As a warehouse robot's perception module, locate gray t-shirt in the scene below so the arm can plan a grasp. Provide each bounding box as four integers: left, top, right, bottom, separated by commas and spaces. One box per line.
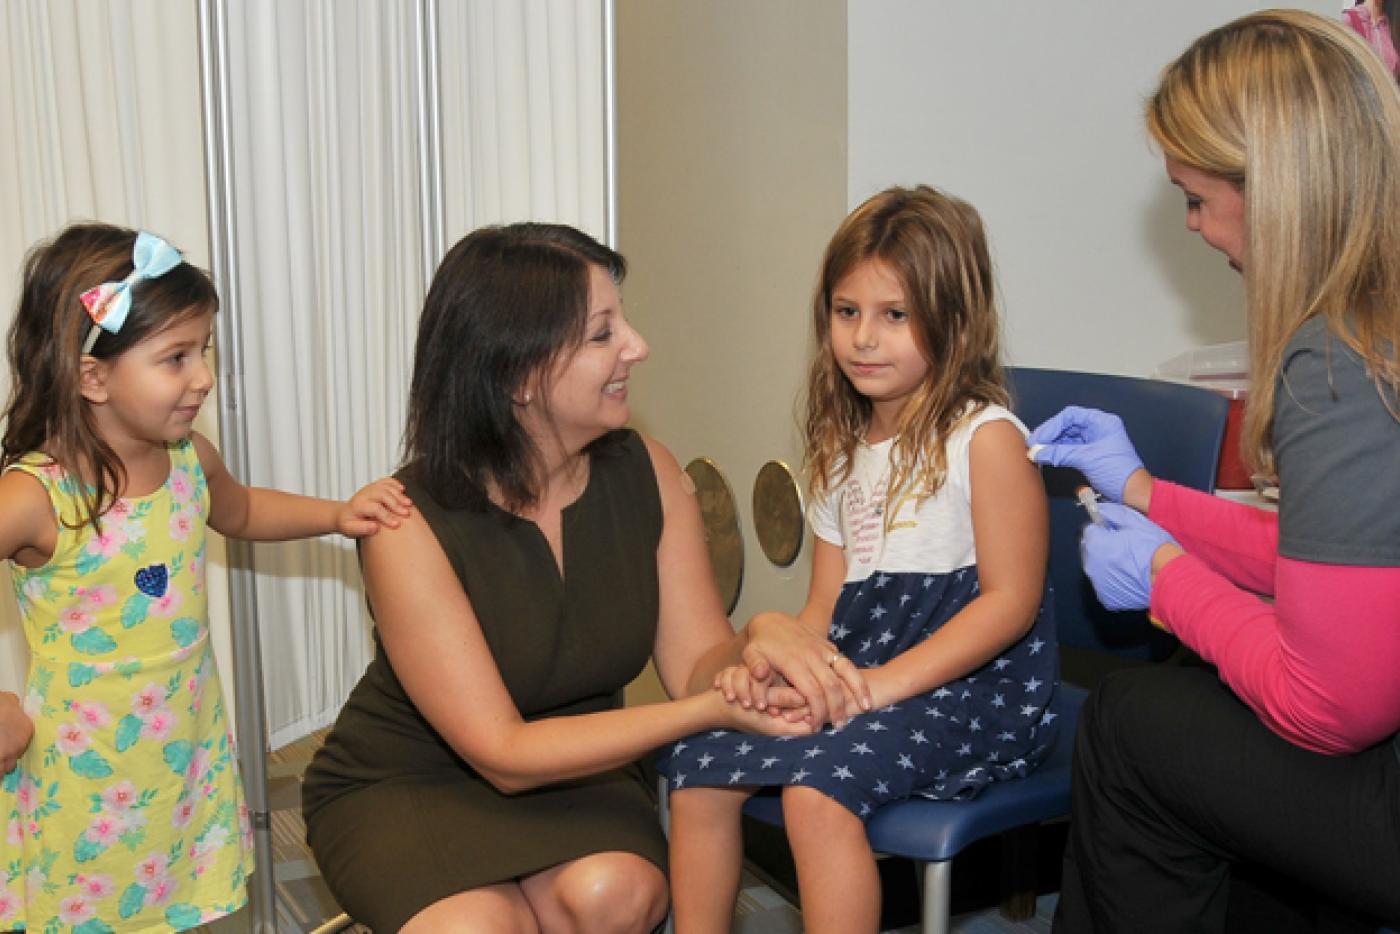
1274, 317, 1400, 567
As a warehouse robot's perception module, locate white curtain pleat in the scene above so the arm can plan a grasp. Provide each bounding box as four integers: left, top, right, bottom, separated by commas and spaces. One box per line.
226, 0, 610, 746
0, 0, 232, 704
441, 0, 608, 241
224, 0, 424, 747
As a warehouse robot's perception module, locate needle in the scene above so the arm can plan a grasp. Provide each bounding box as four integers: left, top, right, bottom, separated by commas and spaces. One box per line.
1077, 486, 1106, 527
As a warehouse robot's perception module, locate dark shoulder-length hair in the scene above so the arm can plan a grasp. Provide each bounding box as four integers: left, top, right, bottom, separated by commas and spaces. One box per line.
3, 223, 217, 531
401, 222, 625, 511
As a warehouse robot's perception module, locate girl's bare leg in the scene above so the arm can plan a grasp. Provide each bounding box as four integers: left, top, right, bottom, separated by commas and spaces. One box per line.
669, 785, 753, 934
782, 785, 880, 934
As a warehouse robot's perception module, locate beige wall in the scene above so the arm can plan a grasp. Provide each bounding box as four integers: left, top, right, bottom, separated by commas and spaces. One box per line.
616, 1, 848, 703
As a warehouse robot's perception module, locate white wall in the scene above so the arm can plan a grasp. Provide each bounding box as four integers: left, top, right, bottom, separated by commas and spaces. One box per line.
848, 1, 1339, 376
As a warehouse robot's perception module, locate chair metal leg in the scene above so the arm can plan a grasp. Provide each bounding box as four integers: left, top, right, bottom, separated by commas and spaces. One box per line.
919, 859, 952, 934
657, 776, 675, 934
657, 774, 671, 837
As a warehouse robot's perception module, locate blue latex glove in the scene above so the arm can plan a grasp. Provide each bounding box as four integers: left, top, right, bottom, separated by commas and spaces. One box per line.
1080, 503, 1178, 611
1027, 406, 1146, 503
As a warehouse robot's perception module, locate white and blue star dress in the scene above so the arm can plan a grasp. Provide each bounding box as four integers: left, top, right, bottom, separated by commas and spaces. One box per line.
659, 407, 1059, 819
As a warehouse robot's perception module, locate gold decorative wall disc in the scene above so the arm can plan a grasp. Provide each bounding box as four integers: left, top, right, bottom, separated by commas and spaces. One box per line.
752, 459, 803, 567
684, 457, 744, 613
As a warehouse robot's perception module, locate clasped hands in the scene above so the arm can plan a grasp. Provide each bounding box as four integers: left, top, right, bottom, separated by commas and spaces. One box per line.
712, 611, 875, 734
1027, 406, 1184, 612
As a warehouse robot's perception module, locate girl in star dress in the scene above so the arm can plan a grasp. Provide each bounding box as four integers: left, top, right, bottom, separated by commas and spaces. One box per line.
662, 186, 1059, 933
0, 224, 409, 932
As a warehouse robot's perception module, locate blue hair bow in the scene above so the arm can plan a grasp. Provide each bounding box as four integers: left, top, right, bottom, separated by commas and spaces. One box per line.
79, 231, 184, 353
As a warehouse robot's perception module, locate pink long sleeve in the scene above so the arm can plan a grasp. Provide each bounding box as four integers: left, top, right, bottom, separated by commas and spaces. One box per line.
1148, 480, 1277, 595
1143, 321, 1400, 754
1151, 554, 1400, 754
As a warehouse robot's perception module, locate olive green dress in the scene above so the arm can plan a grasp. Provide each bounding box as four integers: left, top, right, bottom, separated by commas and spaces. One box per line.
302, 431, 667, 931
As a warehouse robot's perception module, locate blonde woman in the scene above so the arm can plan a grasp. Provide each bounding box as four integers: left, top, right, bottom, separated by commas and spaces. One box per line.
1028, 11, 1400, 932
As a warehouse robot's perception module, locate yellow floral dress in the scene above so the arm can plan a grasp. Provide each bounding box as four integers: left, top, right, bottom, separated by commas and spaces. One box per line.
0, 440, 252, 933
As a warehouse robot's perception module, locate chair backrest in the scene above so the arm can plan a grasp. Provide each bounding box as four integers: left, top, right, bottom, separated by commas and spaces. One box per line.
1007, 367, 1230, 666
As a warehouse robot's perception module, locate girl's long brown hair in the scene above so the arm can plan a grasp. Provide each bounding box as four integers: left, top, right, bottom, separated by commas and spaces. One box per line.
804, 186, 1007, 504
3, 224, 217, 530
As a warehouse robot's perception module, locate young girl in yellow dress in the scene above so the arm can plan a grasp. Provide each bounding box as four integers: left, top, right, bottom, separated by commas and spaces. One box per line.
0, 224, 409, 932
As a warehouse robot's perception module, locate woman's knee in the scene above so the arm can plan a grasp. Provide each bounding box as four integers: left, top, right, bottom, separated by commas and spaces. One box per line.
400, 883, 540, 934
545, 853, 668, 934
1077, 670, 1153, 776
1079, 667, 1224, 789
1084, 668, 1168, 740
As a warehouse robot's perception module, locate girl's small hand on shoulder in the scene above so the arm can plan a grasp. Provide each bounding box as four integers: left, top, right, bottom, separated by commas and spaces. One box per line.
337, 477, 414, 537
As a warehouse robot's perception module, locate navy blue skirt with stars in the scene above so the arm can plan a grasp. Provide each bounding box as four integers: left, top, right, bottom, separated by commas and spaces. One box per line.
658, 567, 1058, 820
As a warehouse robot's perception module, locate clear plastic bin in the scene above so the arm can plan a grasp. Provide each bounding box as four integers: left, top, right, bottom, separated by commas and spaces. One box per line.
1153, 341, 1252, 490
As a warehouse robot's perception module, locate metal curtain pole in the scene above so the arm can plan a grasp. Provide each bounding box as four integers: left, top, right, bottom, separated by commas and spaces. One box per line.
415, 0, 444, 286
195, 1, 278, 930
603, 0, 619, 248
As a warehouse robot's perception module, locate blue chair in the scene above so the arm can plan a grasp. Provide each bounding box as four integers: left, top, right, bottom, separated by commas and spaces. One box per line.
740, 367, 1229, 934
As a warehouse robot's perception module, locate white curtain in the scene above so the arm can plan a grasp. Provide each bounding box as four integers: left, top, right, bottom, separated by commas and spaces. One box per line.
440, 0, 609, 241
0, 0, 236, 705
223, 0, 425, 748
226, 0, 610, 746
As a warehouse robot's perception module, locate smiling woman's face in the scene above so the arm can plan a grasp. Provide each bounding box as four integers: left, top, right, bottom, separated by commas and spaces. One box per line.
531, 264, 650, 451
1165, 155, 1247, 273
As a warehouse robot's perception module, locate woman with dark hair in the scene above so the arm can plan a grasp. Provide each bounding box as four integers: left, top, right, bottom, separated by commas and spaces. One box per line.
302, 223, 862, 932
